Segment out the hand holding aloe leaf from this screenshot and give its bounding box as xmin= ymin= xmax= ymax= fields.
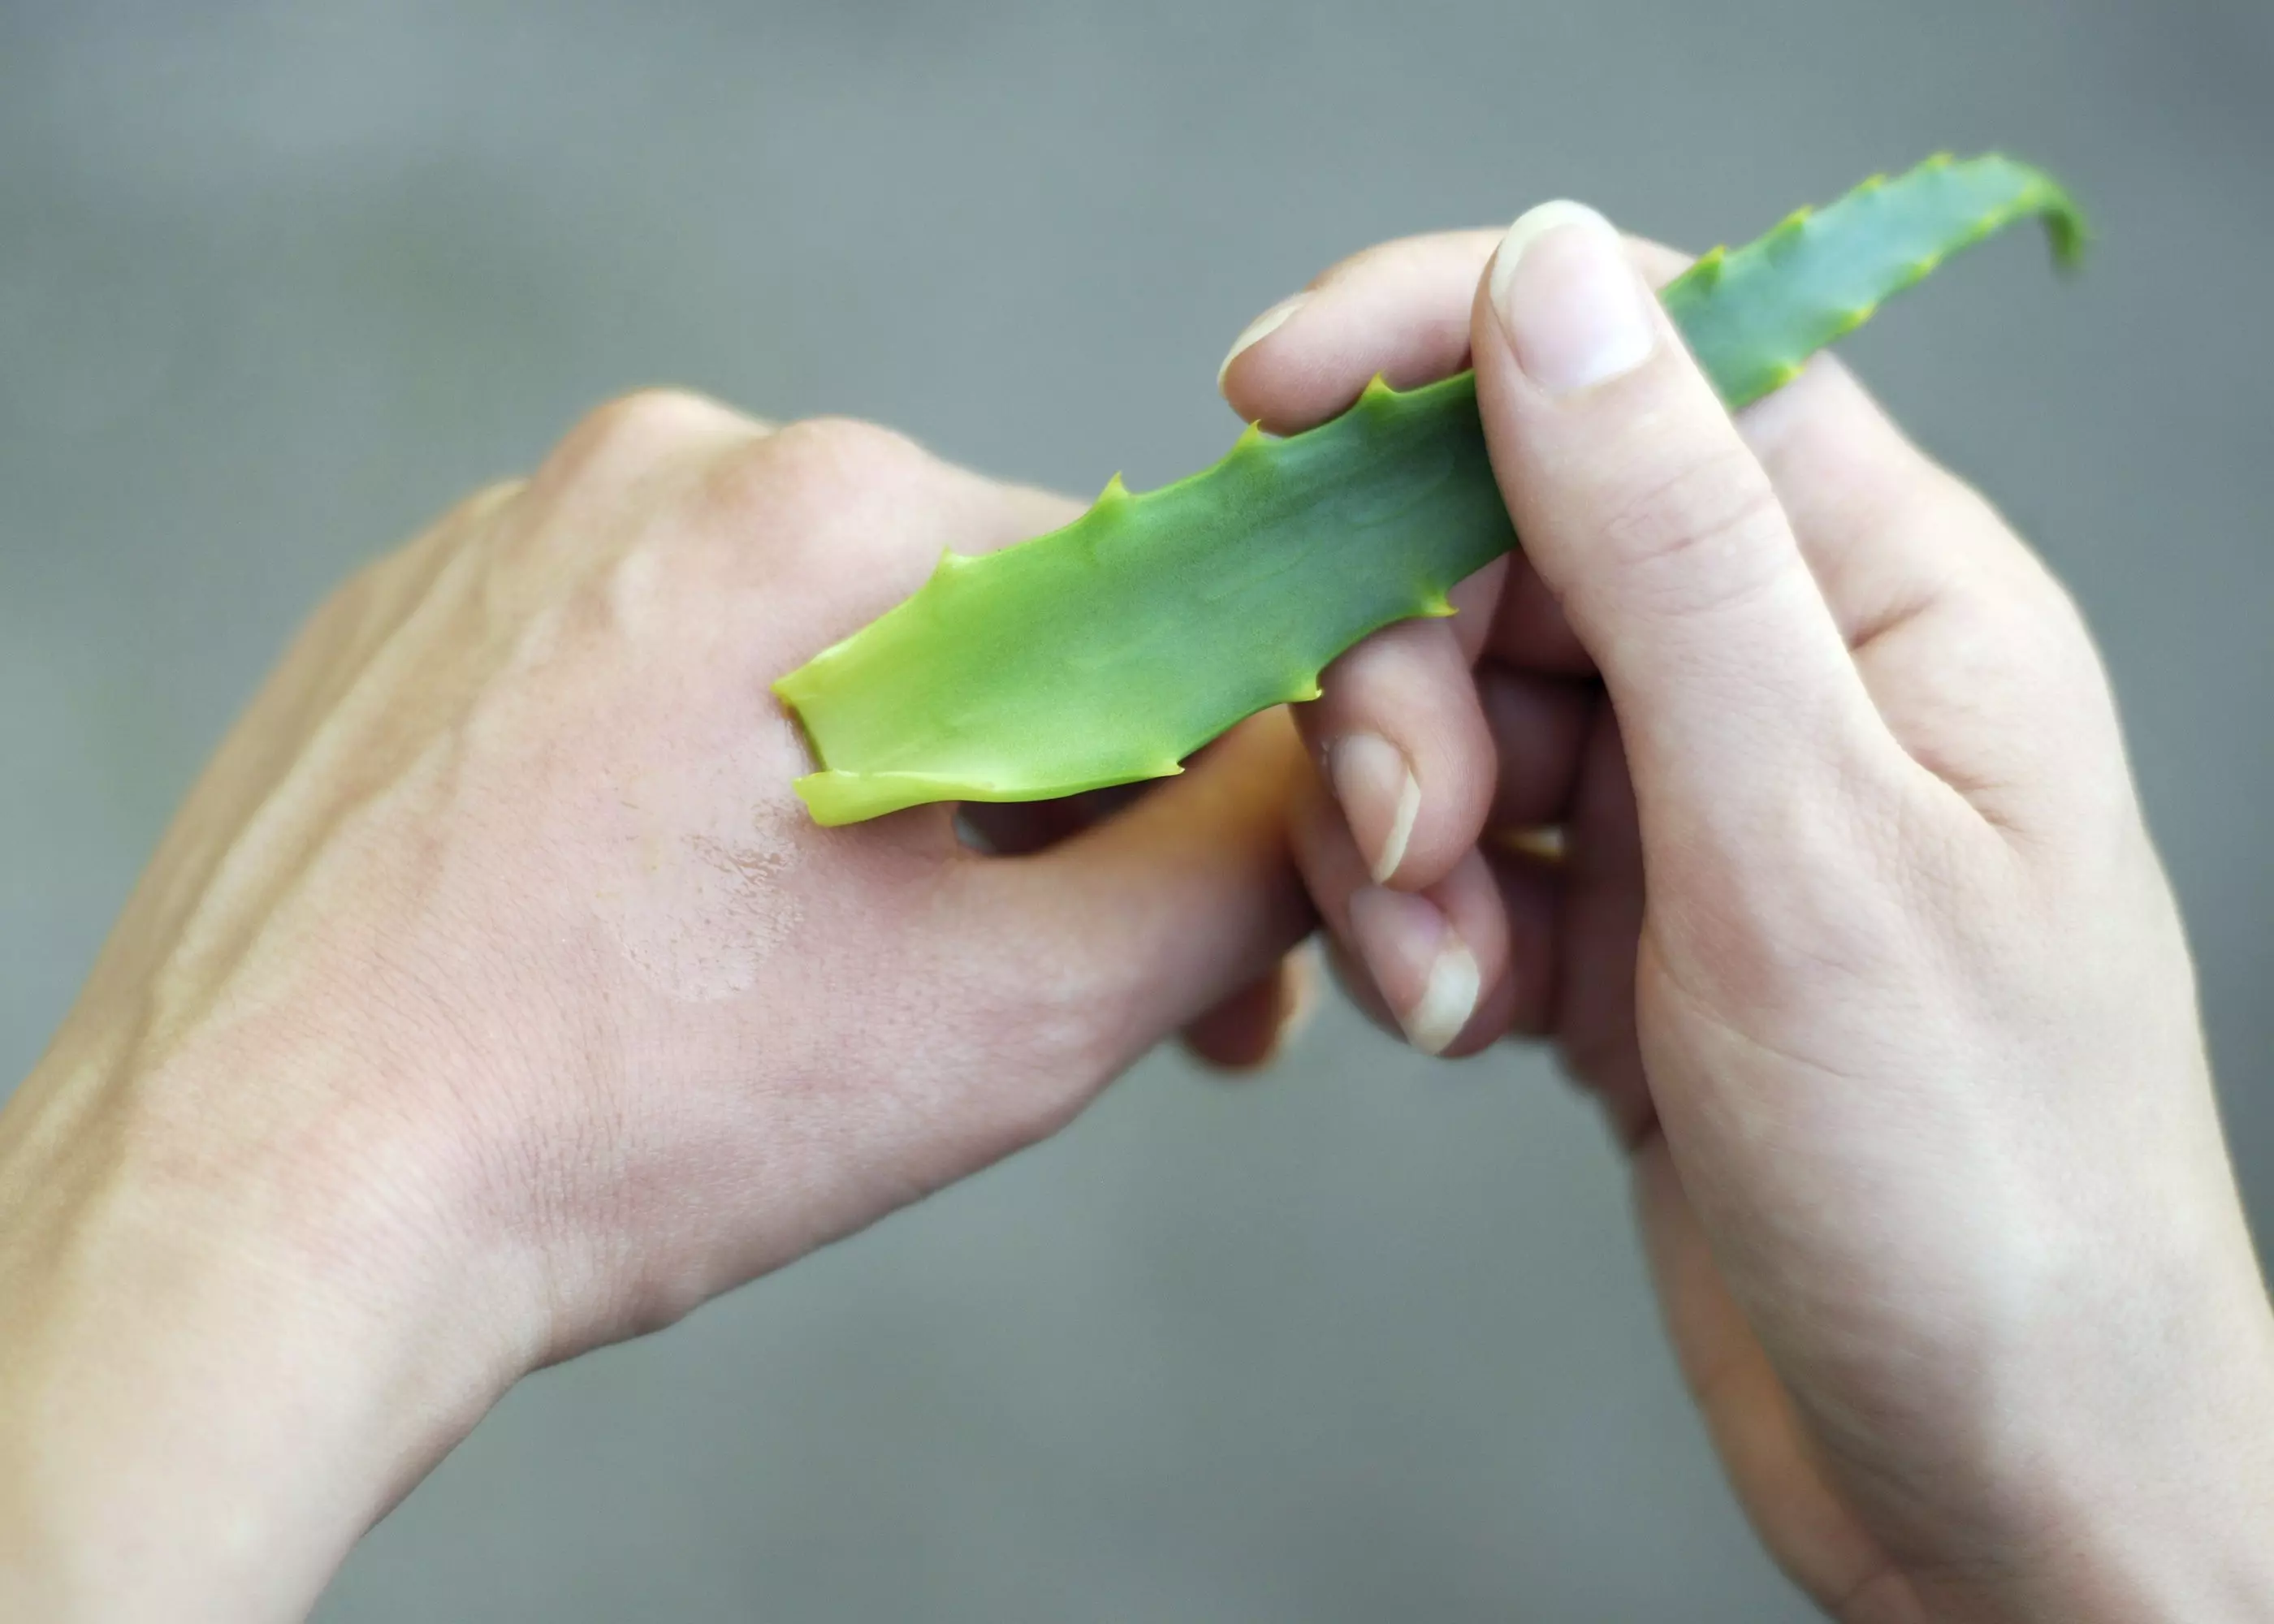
xmin=1216 ymin=164 xmax=2274 ymax=1621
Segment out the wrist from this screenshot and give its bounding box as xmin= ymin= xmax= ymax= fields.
xmin=1939 ymin=1269 xmax=2274 ymax=1624
xmin=0 ymin=1042 xmax=534 ymax=1622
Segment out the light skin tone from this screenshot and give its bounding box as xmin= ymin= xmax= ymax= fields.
xmin=2 ymin=200 xmax=2268 ymax=1622
xmin=1223 ymin=209 xmax=2274 ymax=1618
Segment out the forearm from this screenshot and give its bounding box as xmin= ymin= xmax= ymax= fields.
xmin=0 ymin=1047 xmax=520 ymax=1623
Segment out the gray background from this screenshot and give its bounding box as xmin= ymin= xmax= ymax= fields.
xmin=4 ymin=1 xmax=2270 ymax=1618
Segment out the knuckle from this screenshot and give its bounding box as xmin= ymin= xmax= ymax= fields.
xmin=690 ymin=413 xmax=940 ymax=560
xmin=541 ymin=387 xmax=743 ymax=495
xmin=322 ymin=477 xmax=529 ymax=638
xmin=1955 ymin=523 xmax=2110 ymax=698
xmin=2013 ymin=564 xmax=2099 ymax=671
xmin=394 ymin=477 xmax=525 ymax=577
xmin=758 ymin=414 xmax=932 ymax=494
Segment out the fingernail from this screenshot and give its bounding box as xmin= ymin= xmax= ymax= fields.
xmin=1347 ymin=887 xmax=1481 ymax=1057
xmin=1217 ymin=292 xmax=1310 ymax=386
xmin=1486 ymin=201 xmax=1657 ymax=395
xmin=1329 ymin=733 xmax=1420 ymax=884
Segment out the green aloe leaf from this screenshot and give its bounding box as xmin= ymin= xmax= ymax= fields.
xmin=775 ymin=153 xmax=2084 ymax=826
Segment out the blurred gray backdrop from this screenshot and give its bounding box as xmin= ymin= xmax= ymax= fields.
xmin=5 ymin=1 xmax=2271 ymax=1618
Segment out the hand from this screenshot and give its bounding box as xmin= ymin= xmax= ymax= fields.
xmin=1221 ymin=209 xmax=2274 ymax=1619
xmin=0 ymin=395 xmax=1312 ymax=1622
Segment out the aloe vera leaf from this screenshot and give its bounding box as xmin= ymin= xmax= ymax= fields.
xmin=774 ymin=153 xmax=2084 ymax=827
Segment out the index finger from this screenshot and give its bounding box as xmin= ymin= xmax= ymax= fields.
xmin=1219 ymin=228 xmax=1694 ymax=434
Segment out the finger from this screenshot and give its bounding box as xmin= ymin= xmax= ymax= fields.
xmin=1481 ymin=841 xmax=1561 ymax=1039
xmin=1219 ymin=231 xmax=1499 ymax=429
xmin=1290 ymin=771 xmax=1516 ymax=1057
xmin=1480 ymin=548 xmax=1596 ymax=675
xmin=1554 ymin=706 xmax=1654 ymax=1144
xmin=1476 ymin=663 xmax=1594 ymax=831
xmin=1217 ymin=231 xmax=1698 ymax=434
xmin=1317 ymin=927 xmax=1402 ymax=1043
xmin=1470 ymin=202 xmax=1903 ymax=849
xmin=965 ymin=711 xmax=1315 ymax=1090
xmin=1180 ymin=945 xmax=1323 ymax=1073
xmin=969 ymin=777 xmax=1325 ymax=1077
xmin=1295 ymin=615 xmax=1498 ymax=892
xmin=1632 ymin=1137 xmax=1898 ymax=1616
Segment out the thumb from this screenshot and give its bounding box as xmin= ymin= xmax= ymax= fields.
xmin=966 ymin=710 xmax=1315 ymax=1085
xmin=1469 ymin=201 xmax=1891 ymax=847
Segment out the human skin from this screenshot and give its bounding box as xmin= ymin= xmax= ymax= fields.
xmin=0 ymin=399 xmax=1316 ymax=1622
xmin=1220 ymin=207 xmax=2274 ymax=1619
